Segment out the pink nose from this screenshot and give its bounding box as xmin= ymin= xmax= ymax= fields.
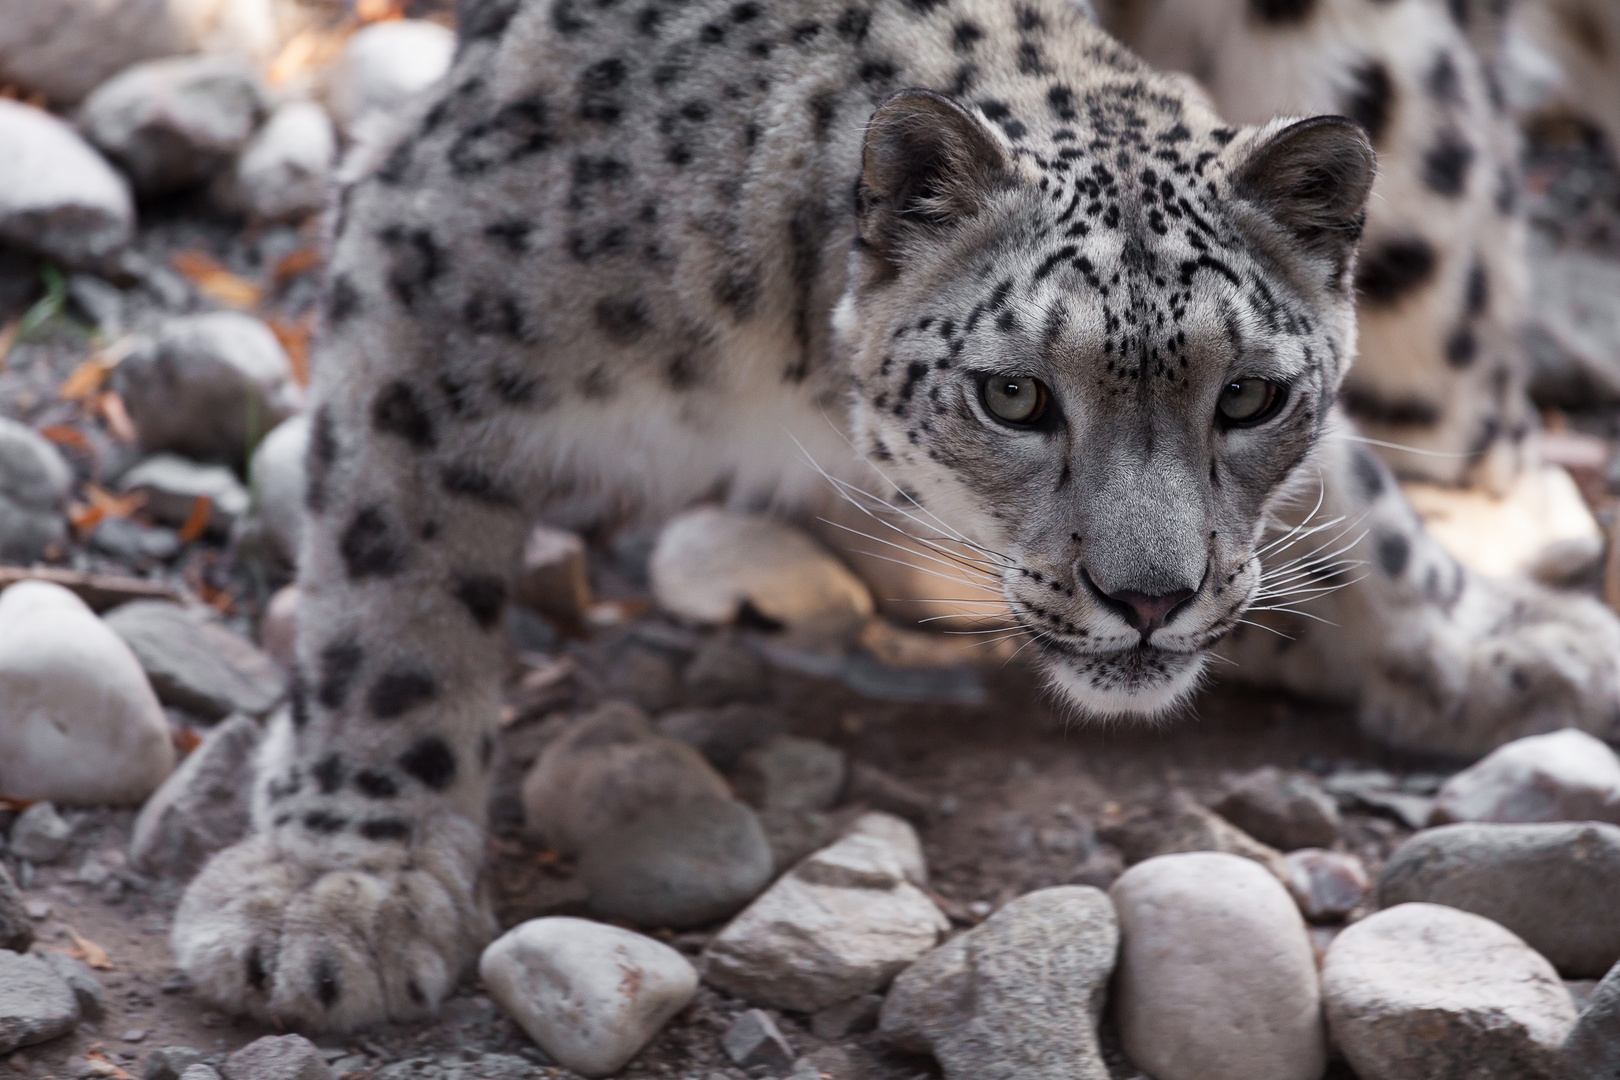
xmin=1102 ymin=587 xmax=1195 ymax=634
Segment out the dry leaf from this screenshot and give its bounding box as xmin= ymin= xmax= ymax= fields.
xmin=65 ymin=925 xmax=113 ymax=969
xmin=0 ymin=317 xmax=18 ymax=369
xmin=172 ymin=728 xmax=203 ymax=757
xmin=58 ymin=356 xmax=115 ymax=401
xmin=356 ymin=0 xmax=406 ymax=21
xmin=82 ymin=1048 xmax=132 ymax=1080
xmin=0 ymin=795 xmax=36 ymax=811
xmin=177 ymin=494 xmax=214 ymax=544
xmin=69 ymin=502 xmax=105 ymax=534
xmin=273 ymin=246 xmax=322 ymax=283
xmin=171 ymin=250 xmax=262 ymax=309
xmin=269 ymin=315 xmax=312 ymax=386
xmin=97 ymin=391 xmax=137 ymax=444
xmin=86 ymin=485 xmax=145 ymax=520
xmin=39 ymin=424 xmax=93 ymax=453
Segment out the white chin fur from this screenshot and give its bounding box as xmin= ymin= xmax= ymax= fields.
xmin=1042 ymin=651 xmax=1209 ymax=720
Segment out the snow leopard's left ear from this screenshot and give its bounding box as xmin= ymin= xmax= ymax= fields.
xmin=857 ymin=89 xmax=1011 ymax=267
xmin=1231 ymin=115 xmax=1376 ymax=271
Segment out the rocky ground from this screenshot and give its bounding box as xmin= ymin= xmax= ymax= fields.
xmin=4 ymin=2 xmax=1620 ymax=1080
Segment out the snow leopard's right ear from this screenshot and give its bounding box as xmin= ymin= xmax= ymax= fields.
xmin=857 ymin=89 xmax=1011 ymax=266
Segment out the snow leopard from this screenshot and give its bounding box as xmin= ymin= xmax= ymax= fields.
xmin=170 ymin=0 xmax=1620 ymax=1031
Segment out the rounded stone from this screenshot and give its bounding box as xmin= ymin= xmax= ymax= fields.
xmin=1431 ymin=728 xmax=1620 ymax=826
xmin=1110 ymin=851 xmax=1325 ymax=1080
xmin=0 ymin=582 xmax=174 ymax=806
xmin=326 ymin=20 xmax=456 ymax=137
xmin=0 ymin=99 xmax=133 ymax=266
xmin=650 ymin=508 xmax=874 ymax=627
xmin=225 ymin=101 xmax=335 ymax=222
xmin=0 ymin=416 xmax=72 ymax=564
xmin=1376 ymin=821 xmax=1620 ymax=977
xmin=1322 ymin=903 xmax=1576 ymax=1080
xmin=479 ymin=917 xmax=697 ymax=1078
xmin=247 ymin=413 xmax=309 ymax=567
xmin=0 ymin=951 xmax=79 ymax=1053
xmin=578 ymin=796 xmax=774 ymax=929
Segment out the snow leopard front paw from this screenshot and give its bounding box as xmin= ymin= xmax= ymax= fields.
xmin=1358 ymin=581 xmax=1620 ymax=757
xmin=171 ymin=814 xmax=495 ymax=1031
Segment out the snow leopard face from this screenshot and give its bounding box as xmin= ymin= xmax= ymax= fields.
xmin=838 ymin=88 xmax=1374 ymax=714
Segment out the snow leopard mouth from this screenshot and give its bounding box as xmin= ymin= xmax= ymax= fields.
xmin=1036 ymin=639 xmax=1210 ymax=718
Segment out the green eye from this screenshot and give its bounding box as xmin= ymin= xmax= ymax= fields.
xmin=982 ymin=376 xmax=1049 ymax=425
xmin=1218 ymin=378 xmax=1285 ymax=426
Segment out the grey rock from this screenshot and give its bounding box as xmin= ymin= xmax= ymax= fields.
xmin=106 ymin=601 xmax=284 ymax=720
xmin=516 ymin=525 xmax=591 ymax=621
xmin=0 ymin=99 xmax=133 ymax=266
xmin=67 ymin=272 xmax=125 ymax=335
xmin=114 ymin=312 xmax=299 ymax=465
xmin=179 ymin=1067 xmax=223 ymax=1080
xmin=223 ymin=101 xmax=333 ymax=222
xmin=1431 ymin=728 xmax=1620 ymax=826
xmin=757 ymin=806 xmax=844 ymax=872
xmin=0 ymin=0 xmax=275 ymax=107
xmin=246 ymin=415 xmax=307 ymax=567
xmin=144 ymin=1047 xmax=206 ymax=1080
xmin=880 ymin=886 xmax=1118 ymax=1080
xmin=521 ymin=701 xmax=731 ymax=855
xmin=810 ymin=994 xmax=883 ymax=1040
xmin=1524 ymin=249 xmax=1620 ymax=405
xmin=1377 ymin=822 xmax=1620 ymax=977
xmin=80 ymin=55 xmax=267 ymax=197
xmin=10 ymin=802 xmax=72 ymax=864
xmin=1099 ymin=790 xmax=1289 ymax=883
xmin=1283 ymin=848 xmax=1368 ymax=924
xmin=579 ymin=796 xmax=773 ymax=929
xmin=683 ymin=637 xmax=769 ymax=706
xmin=1564 ymin=960 xmax=1620 ymax=1080
xmin=737 ymin=736 xmax=847 ymax=813
xmin=846 ymin=762 xmax=934 ymax=823
xmin=656 ymin=705 xmax=785 ymax=772
xmin=0 ymin=950 xmax=80 ymax=1053
xmin=130 ymin=714 xmax=259 ymax=877
xmin=0 ymin=416 xmax=71 ymax=564
xmin=722 ymin=1010 xmax=794 ymax=1072
xmin=1322 ymin=903 xmax=1575 ymax=1080
xmin=0 ymin=863 xmax=32 ymax=951
xmin=612 ymin=648 xmax=681 ymax=713
xmin=39 ymin=952 xmax=104 ymax=1019
xmin=118 ymin=455 xmax=250 ymax=533
xmin=90 ymin=518 xmax=181 ymax=565
xmin=223 ymin=1034 xmax=332 ymax=1080
xmin=702 ymin=813 xmax=947 ymax=1012
xmin=1212 ymin=767 xmax=1341 ymax=851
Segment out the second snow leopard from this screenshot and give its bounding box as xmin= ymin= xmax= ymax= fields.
xmin=172 ymin=0 xmax=1620 ymax=1032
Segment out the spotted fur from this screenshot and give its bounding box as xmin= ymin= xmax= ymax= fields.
xmin=170 ymin=0 xmax=1620 ymax=1032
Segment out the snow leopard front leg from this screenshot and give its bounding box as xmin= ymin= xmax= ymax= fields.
xmin=169 ymin=357 xmax=539 ymax=1028
xmin=1222 ymin=412 xmax=1620 ymax=757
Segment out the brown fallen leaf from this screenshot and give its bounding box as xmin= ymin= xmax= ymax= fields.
xmin=58 ymin=356 xmax=116 ymax=401
xmin=170 ymin=250 xmax=261 ymax=309
xmin=177 ymin=494 xmax=214 ymax=544
xmin=97 ymin=390 xmax=137 ymax=444
xmin=356 ymin=0 xmax=406 ymax=20
xmin=172 ymin=728 xmax=203 ymax=757
xmin=0 ymin=317 xmax=18 ymax=369
xmin=39 ymin=424 xmax=93 ymax=454
xmin=273 ymin=246 xmax=323 ymax=283
xmin=64 ymin=925 xmax=113 ymax=969
xmin=81 ymin=1046 xmax=132 ymax=1080
xmin=69 ymin=502 xmax=105 ymax=534
xmin=0 ymin=795 xmax=37 ymax=812
xmin=269 ymin=314 xmax=313 ymax=386
xmin=85 ymin=484 xmax=145 ymax=520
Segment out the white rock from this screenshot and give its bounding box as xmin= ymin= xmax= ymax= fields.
xmin=0 ymin=582 xmax=174 ymax=806
xmin=223 ymin=1033 xmax=333 ymax=1080
xmin=80 ymin=54 xmax=268 ymax=197
xmin=1401 ymin=464 xmax=1603 ymax=585
xmin=259 ymin=585 xmax=299 ymax=668
xmin=517 ymin=525 xmax=592 ymax=621
xmin=0 ymin=0 xmax=275 ymax=107
xmin=0 ymin=99 xmax=133 ymax=266
xmin=130 ymin=713 xmax=259 ymax=877
xmin=325 ymin=21 xmax=455 ymax=137
xmin=1432 ymin=728 xmax=1620 ymax=826
xmin=8 ymin=801 xmax=73 ymax=864
xmin=702 ymin=813 xmax=948 ymax=1012
xmin=0 ymin=417 xmax=72 ymax=563
xmin=1322 ymin=903 xmax=1576 ymax=1080
xmin=247 ymin=413 xmax=309 ymax=567
xmin=222 ymin=101 xmax=334 ymax=221
xmin=1110 ymin=852 xmax=1325 ymax=1080
xmin=521 ymin=701 xmax=731 ymax=855
xmin=479 ymin=917 xmax=698 ymax=1078
xmin=880 ymin=886 xmax=1118 ymax=1080
xmin=114 ymin=312 xmax=300 ymax=464
xmin=119 ymin=454 xmax=251 ymax=533
xmin=650 ymin=508 xmax=873 ymax=627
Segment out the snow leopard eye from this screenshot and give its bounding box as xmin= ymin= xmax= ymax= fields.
xmin=1217 ymin=378 xmax=1286 ymax=426
xmin=981 ymin=376 xmax=1049 ymax=426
